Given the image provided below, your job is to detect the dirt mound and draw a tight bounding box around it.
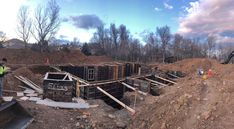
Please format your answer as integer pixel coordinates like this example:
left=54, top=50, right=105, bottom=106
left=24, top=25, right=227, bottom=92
left=157, top=58, right=220, bottom=75
left=0, top=48, right=112, bottom=64
left=128, top=58, right=234, bottom=129
left=3, top=67, right=43, bottom=93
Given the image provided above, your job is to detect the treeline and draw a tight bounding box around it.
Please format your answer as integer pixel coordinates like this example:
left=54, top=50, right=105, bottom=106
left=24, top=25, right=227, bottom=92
left=82, top=24, right=217, bottom=63
left=0, top=0, right=230, bottom=63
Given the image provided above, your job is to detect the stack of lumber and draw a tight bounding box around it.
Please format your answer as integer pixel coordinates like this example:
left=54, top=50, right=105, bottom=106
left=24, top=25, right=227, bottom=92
left=15, top=75, right=43, bottom=94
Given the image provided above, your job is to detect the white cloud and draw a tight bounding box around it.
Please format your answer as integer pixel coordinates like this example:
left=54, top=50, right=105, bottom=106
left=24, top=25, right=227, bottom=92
left=0, top=0, right=29, bottom=39
left=0, top=0, right=95, bottom=43
left=57, top=23, right=96, bottom=43
left=178, top=0, right=234, bottom=43
left=164, top=2, right=173, bottom=10
left=154, top=7, right=161, bottom=11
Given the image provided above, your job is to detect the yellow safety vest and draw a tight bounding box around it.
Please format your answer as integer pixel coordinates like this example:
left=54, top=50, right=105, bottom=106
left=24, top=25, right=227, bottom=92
left=0, top=65, right=6, bottom=77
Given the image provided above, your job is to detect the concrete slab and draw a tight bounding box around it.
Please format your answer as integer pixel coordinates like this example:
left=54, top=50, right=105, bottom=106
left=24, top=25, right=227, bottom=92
left=17, top=92, right=24, bottom=97
left=3, top=96, right=13, bottom=102
left=36, top=99, right=89, bottom=109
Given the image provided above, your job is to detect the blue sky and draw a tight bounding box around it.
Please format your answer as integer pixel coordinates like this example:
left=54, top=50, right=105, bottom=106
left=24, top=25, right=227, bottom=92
left=56, top=0, right=200, bottom=42
left=57, top=0, right=194, bottom=42
left=1, top=0, right=234, bottom=43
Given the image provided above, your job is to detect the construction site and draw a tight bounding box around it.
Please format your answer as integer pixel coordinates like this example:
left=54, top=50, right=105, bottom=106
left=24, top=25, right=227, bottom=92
left=0, top=48, right=234, bottom=129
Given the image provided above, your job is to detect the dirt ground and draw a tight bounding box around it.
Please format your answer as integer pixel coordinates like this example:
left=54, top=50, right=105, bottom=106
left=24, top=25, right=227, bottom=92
left=3, top=51, right=234, bottom=129
left=128, top=58, right=234, bottom=129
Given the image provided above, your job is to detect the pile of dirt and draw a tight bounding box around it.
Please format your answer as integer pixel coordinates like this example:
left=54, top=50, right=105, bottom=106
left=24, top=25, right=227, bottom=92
left=128, top=58, right=234, bottom=129
left=3, top=67, right=43, bottom=92
left=0, top=48, right=112, bottom=64
left=154, top=58, right=219, bottom=75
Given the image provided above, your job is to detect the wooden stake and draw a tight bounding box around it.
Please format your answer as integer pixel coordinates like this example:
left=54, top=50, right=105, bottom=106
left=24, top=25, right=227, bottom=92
left=97, top=86, right=135, bottom=114
left=50, top=66, right=62, bottom=72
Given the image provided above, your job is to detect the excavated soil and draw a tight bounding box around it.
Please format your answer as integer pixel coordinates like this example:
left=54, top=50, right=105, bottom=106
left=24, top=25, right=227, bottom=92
left=3, top=54, right=234, bottom=129
left=0, top=48, right=112, bottom=64
left=128, top=58, right=234, bottom=129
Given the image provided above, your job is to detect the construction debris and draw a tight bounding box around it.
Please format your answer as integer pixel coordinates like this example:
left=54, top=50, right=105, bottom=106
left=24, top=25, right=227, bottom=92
left=15, top=75, right=43, bottom=94
left=20, top=96, right=29, bottom=101
left=28, top=97, right=41, bottom=102
left=17, top=92, right=24, bottom=96
left=23, top=89, right=35, bottom=94
left=2, top=96, right=13, bottom=102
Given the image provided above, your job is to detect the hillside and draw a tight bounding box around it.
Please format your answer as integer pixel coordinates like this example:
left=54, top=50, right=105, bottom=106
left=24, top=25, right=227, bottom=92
left=0, top=48, right=112, bottom=64
left=128, top=59, right=234, bottom=129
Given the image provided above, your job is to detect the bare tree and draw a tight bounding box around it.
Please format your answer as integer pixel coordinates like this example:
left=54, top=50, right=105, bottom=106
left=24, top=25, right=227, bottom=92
left=143, top=32, right=159, bottom=62
left=207, top=36, right=216, bottom=58
left=129, top=38, right=142, bottom=61
left=0, top=31, right=6, bottom=48
left=110, top=23, right=119, bottom=51
left=17, top=6, right=32, bottom=48
left=157, top=25, right=171, bottom=63
left=0, top=31, right=6, bottom=43
left=32, top=0, right=60, bottom=52
left=172, top=34, right=183, bottom=60
left=119, top=24, right=130, bottom=60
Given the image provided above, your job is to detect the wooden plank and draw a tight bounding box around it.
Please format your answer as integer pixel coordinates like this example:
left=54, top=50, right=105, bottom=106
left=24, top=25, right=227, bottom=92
left=50, top=66, right=62, bottom=72
left=22, top=77, right=42, bottom=89
left=18, top=77, right=42, bottom=93
left=68, top=63, right=75, bottom=66
left=24, top=89, right=35, bottom=94
left=62, top=74, right=68, bottom=80
left=167, top=73, right=180, bottom=79
left=26, top=93, right=38, bottom=97
left=154, top=75, right=177, bottom=84
left=121, top=82, right=147, bottom=96
left=15, top=76, right=43, bottom=94
left=97, top=86, right=135, bottom=114
left=79, top=79, right=125, bottom=87
left=50, top=66, right=90, bottom=85
left=145, top=78, right=168, bottom=87
left=78, top=74, right=153, bottom=87
left=3, top=90, right=19, bottom=93
left=18, top=85, right=29, bottom=89
left=20, top=96, right=29, bottom=101
left=150, top=83, right=159, bottom=86
left=69, top=74, right=89, bottom=85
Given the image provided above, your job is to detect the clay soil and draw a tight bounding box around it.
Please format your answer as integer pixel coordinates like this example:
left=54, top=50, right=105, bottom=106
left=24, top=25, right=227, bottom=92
left=129, top=58, right=234, bottom=129
left=0, top=48, right=112, bottom=65
left=3, top=48, right=234, bottom=129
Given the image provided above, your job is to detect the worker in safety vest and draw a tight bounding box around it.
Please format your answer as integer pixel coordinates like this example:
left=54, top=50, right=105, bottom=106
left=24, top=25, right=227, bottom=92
left=0, top=58, right=9, bottom=103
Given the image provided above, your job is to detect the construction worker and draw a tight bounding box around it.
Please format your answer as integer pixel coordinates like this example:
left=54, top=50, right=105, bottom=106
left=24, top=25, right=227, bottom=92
left=0, top=58, right=9, bottom=103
